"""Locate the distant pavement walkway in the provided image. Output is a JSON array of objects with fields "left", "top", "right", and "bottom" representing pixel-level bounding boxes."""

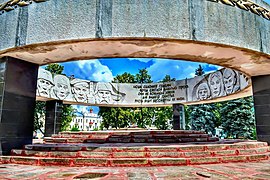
[{"left": 1, "top": 160, "right": 270, "bottom": 179}]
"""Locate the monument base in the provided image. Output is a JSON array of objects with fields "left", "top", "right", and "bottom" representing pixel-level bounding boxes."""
[{"left": 0, "top": 130, "right": 269, "bottom": 167}]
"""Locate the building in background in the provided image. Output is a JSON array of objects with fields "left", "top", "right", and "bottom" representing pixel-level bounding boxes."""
[{"left": 70, "top": 109, "right": 103, "bottom": 131}]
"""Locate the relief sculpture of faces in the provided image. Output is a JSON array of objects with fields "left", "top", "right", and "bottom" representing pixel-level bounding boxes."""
[
  {"left": 196, "top": 82, "right": 210, "bottom": 100},
  {"left": 71, "top": 79, "right": 89, "bottom": 103},
  {"left": 223, "top": 68, "right": 238, "bottom": 94},
  {"left": 95, "top": 83, "right": 113, "bottom": 104},
  {"left": 37, "top": 69, "right": 54, "bottom": 98},
  {"left": 208, "top": 71, "right": 224, "bottom": 98},
  {"left": 95, "top": 83, "right": 126, "bottom": 104},
  {"left": 53, "top": 75, "right": 71, "bottom": 100}
]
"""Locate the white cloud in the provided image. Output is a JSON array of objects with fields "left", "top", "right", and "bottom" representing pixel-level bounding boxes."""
[{"left": 74, "top": 60, "right": 114, "bottom": 82}]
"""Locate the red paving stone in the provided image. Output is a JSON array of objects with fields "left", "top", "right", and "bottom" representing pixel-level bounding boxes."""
[{"left": 1, "top": 161, "right": 270, "bottom": 179}]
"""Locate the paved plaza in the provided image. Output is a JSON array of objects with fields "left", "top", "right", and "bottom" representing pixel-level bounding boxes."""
[{"left": 1, "top": 160, "right": 270, "bottom": 179}]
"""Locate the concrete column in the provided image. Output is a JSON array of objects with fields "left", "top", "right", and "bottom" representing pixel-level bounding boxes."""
[
  {"left": 0, "top": 57, "right": 38, "bottom": 155},
  {"left": 252, "top": 75, "right": 270, "bottom": 144},
  {"left": 173, "top": 104, "right": 185, "bottom": 130},
  {"left": 44, "top": 100, "right": 63, "bottom": 137}
]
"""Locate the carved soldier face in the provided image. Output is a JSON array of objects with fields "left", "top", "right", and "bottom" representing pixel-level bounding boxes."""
[
  {"left": 209, "top": 74, "right": 222, "bottom": 97},
  {"left": 72, "top": 82, "right": 89, "bottom": 103},
  {"left": 97, "top": 90, "right": 112, "bottom": 104},
  {"left": 54, "top": 75, "right": 70, "bottom": 100},
  {"left": 223, "top": 69, "right": 236, "bottom": 94},
  {"left": 196, "top": 83, "right": 210, "bottom": 100},
  {"left": 37, "top": 78, "right": 53, "bottom": 98}
]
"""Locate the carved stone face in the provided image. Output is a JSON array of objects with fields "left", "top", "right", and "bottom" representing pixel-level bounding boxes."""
[
  {"left": 54, "top": 75, "right": 70, "bottom": 100},
  {"left": 209, "top": 74, "right": 222, "bottom": 97},
  {"left": 196, "top": 83, "right": 209, "bottom": 100},
  {"left": 223, "top": 69, "right": 236, "bottom": 94},
  {"left": 37, "top": 78, "right": 53, "bottom": 98},
  {"left": 72, "top": 82, "right": 89, "bottom": 102},
  {"left": 97, "top": 90, "right": 112, "bottom": 104}
]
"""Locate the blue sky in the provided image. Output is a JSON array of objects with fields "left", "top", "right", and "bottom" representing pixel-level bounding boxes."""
[
  {"left": 56, "top": 58, "right": 219, "bottom": 113},
  {"left": 61, "top": 58, "right": 219, "bottom": 83}
]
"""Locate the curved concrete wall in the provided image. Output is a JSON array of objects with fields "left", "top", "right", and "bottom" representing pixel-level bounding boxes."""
[
  {"left": 0, "top": 0, "right": 269, "bottom": 54},
  {"left": 37, "top": 68, "right": 251, "bottom": 106},
  {"left": 0, "top": 0, "right": 269, "bottom": 79}
]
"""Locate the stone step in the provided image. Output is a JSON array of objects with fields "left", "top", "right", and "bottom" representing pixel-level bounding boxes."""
[
  {"left": 10, "top": 146, "right": 270, "bottom": 158},
  {"left": 11, "top": 144, "right": 270, "bottom": 158},
  {"left": 22, "top": 141, "right": 269, "bottom": 152},
  {"left": 58, "top": 130, "right": 207, "bottom": 136},
  {"left": 1, "top": 153, "right": 270, "bottom": 167},
  {"left": 44, "top": 135, "right": 217, "bottom": 144}
]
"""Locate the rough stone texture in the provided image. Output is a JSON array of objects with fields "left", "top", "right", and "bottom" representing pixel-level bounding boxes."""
[
  {"left": 0, "top": 0, "right": 269, "bottom": 54},
  {"left": 2, "top": 161, "right": 270, "bottom": 179},
  {"left": 0, "top": 9, "right": 18, "bottom": 50},
  {"left": 26, "top": 0, "right": 97, "bottom": 44},
  {"left": 150, "top": 158, "right": 187, "bottom": 166}
]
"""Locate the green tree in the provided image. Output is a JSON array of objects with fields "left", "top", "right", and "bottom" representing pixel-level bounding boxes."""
[
  {"left": 34, "top": 101, "right": 46, "bottom": 134},
  {"left": 113, "top": 72, "right": 135, "bottom": 83},
  {"left": 45, "top": 63, "right": 64, "bottom": 75},
  {"left": 153, "top": 107, "right": 172, "bottom": 130},
  {"left": 135, "top": 68, "right": 152, "bottom": 83},
  {"left": 189, "top": 104, "right": 218, "bottom": 135},
  {"left": 99, "top": 107, "right": 133, "bottom": 129},
  {"left": 220, "top": 97, "right": 255, "bottom": 139},
  {"left": 60, "top": 104, "right": 76, "bottom": 131},
  {"left": 99, "top": 73, "right": 136, "bottom": 129},
  {"left": 195, "top": 65, "right": 205, "bottom": 76},
  {"left": 160, "top": 75, "right": 176, "bottom": 82}
]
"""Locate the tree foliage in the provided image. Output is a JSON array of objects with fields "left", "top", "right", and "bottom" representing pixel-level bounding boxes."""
[
  {"left": 100, "top": 70, "right": 176, "bottom": 130},
  {"left": 220, "top": 97, "right": 255, "bottom": 139},
  {"left": 45, "top": 63, "right": 64, "bottom": 75},
  {"left": 195, "top": 65, "right": 205, "bottom": 76},
  {"left": 60, "top": 104, "right": 76, "bottom": 131},
  {"left": 135, "top": 68, "right": 153, "bottom": 83},
  {"left": 34, "top": 101, "right": 46, "bottom": 134},
  {"left": 113, "top": 72, "right": 135, "bottom": 83},
  {"left": 189, "top": 104, "right": 218, "bottom": 135},
  {"left": 153, "top": 107, "right": 172, "bottom": 130},
  {"left": 99, "top": 107, "right": 133, "bottom": 129}
]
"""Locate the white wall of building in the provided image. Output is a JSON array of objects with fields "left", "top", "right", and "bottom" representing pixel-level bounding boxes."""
[{"left": 70, "top": 111, "right": 103, "bottom": 131}]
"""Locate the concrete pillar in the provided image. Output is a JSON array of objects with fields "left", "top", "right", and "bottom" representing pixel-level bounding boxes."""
[
  {"left": 252, "top": 75, "right": 270, "bottom": 144},
  {"left": 0, "top": 57, "right": 38, "bottom": 155},
  {"left": 44, "top": 100, "right": 63, "bottom": 137},
  {"left": 173, "top": 104, "right": 185, "bottom": 130}
]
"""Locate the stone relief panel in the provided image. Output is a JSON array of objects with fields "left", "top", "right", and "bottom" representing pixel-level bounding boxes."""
[
  {"left": 191, "top": 68, "right": 249, "bottom": 102},
  {"left": 36, "top": 68, "right": 250, "bottom": 106},
  {"left": 36, "top": 68, "right": 53, "bottom": 98},
  {"left": 95, "top": 83, "right": 126, "bottom": 104}
]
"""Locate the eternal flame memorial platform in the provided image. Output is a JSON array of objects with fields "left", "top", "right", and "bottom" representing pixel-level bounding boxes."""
[{"left": 0, "top": 0, "right": 270, "bottom": 172}]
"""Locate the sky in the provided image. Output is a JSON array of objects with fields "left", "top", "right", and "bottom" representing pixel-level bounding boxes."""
[
  {"left": 51, "top": 58, "right": 220, "bottom": 114},
  {"left": 60, "top": 58, "right": 219, "bottom": 83}
]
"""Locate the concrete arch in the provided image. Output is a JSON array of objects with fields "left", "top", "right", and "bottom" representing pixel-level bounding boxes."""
[
  {"left": 0, "top": 0, "right": 270, "bottom": 154},
  {"left": 0, "top": 0, "right": 269, "bottom": 76}
]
